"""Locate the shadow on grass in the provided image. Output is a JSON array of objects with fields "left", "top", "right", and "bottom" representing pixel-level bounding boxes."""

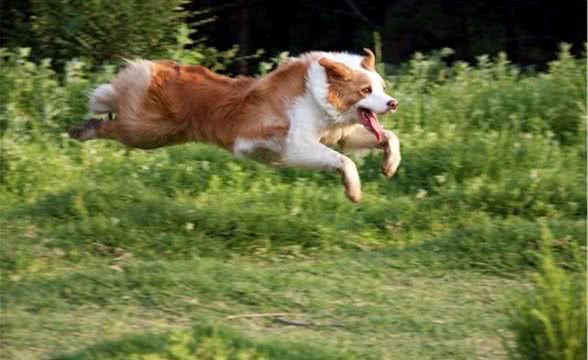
[
  {"left": 52, "top": 323, "right": 348, "bottom": 360},
  {"left": 381, "top": 220, "right": 586, "bottom": 275}
]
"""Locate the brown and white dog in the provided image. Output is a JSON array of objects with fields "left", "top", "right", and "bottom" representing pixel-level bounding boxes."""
[{"left": 69, "top": 49, "right": 400, "bottom": 202}]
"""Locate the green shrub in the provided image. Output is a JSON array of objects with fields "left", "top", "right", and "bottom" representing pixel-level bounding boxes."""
[
  {"left": 387, "top": 44, "right": 587, "bottom": 145},
  {"left": 507, "top": 226, "right": 586, "bottom": 360},
  {"left": 0, "top": 46, "right": 585, "bottom": 266},
  {"left": 30, "top": 0, "right": 189, "bottom": 65}
]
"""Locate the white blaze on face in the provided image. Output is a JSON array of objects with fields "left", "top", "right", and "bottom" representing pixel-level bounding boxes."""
[
  {"left": 353, "top": 70, "right": 397, "bottom": 142},
  {"left": 356, "top": 71, "right": 395, "bottom": 114}
]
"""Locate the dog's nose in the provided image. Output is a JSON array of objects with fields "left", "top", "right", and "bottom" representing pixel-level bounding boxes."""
[{"left": 387, "top": 99, "right": 398, "bottom": 110}]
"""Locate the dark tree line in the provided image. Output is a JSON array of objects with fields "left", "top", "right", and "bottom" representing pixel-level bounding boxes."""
[
  {"left": 1, "top": 0, "right": 586, "bottom": 73},
  {"left": 187, "top": 0, "right": 587, "bottom": 72}
]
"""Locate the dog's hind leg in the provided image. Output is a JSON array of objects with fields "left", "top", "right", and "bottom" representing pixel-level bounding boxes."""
[
  {"left": 68, "top": 118, "right": 104, "bottom": 141},
  {"left": 69, "top": 117, "right": 178, "bottom": 149},
  {"left": 68, "top": 118, "right": 127, "bottom": 143}
]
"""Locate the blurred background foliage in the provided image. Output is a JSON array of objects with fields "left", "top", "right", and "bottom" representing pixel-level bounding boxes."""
[{"left": 3, "top": 0, "right": 189, "bottom": 66}]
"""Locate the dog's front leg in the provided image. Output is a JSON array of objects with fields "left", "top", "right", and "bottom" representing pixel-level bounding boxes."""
[
  {"left": 283, "top": 142, "right": 361, "bottom": 203},
  {"left": 339, "top": 126, "right": 401, "bottom": 178},
  {"left": 380, "top": 130, "right": 401, "bottom": 178}
]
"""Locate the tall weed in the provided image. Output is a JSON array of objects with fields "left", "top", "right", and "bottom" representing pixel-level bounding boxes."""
[{"left": 507, "top": 225, "right": 586, "bottom": 360}]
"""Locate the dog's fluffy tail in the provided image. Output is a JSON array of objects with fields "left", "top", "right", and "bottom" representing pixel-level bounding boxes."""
[
  {"left": 89, "top": 84, "right": 118, "bottom": 114},
  {"left": 89, "top": 60, "right": 153, "bottom": 119}
]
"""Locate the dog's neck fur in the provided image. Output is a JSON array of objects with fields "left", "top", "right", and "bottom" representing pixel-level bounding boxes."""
[
  {"left": 293, "top": 51, "right": 368, "bottom": 136},
  {"left": 306, "top": 60, "right": 341, "bottom": 122}
]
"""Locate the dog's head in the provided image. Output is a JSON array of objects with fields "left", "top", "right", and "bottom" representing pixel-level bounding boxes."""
[{"left": 308, "top": 49, "right": 398, "bottom": 142}]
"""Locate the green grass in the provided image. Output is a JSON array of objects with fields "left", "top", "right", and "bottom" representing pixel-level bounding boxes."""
[
  {"left": 4, "top": 251, "right": 524, "bottom": 359},
  {"left": 1, "top": 46, "right": 586, "bottom": 359}
]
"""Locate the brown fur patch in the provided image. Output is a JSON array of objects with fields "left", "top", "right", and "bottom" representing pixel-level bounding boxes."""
[
  {"left": 319, "top": 58, "right": 371, "bottom": 113},
  {"left": 95, "top": 59, "right": 308, "bottom": 150}
]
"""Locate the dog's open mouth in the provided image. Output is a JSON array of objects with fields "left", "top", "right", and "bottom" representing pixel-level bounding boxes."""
[{"left": 358, "top": 107, "right": 383, "bottom": 142}]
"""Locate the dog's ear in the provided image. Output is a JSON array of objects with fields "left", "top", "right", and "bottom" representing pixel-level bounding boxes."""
[
  {"left": 361, "top": 48, "right": 375, "bottom": 70},
  {"left": 319, "top": 57, "right": 352, "bottom": 81}
]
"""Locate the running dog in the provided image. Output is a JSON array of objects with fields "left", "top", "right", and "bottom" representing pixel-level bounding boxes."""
[{"left": 69, "top": 49, "right": 401, "bottom": 202}]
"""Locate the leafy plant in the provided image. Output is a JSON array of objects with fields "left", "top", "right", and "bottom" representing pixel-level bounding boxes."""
[
  {"left": 507, "top": 225, "right": 586, "bottom": 360},
  {"left": 30, "top": 0, "right": 189, "bottom": 65}
]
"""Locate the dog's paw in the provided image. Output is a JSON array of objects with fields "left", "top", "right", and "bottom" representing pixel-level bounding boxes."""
[
  {"left": 68, "top": 126, "right": 84, "bottom": 140},
  {"left": 381, "top": 155, "right": 401, "bottom": 178},
  {"left": 345, "top": 185, "right": 362, "bottom": 203},
  {"left": 381, "top": 131, "right": 401, "bottom": 178},
  {"left": 340, "top": 156, "right": 362, "bottom": 203}
]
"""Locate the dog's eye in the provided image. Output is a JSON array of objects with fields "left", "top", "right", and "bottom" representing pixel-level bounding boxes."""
[{"left": 361, "top": 86, "right": 372, "bottom": 95}]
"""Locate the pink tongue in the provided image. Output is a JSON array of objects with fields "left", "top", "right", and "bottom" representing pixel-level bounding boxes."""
[{"left": 366, "top": 113, "right": 383, "bottom": 142}]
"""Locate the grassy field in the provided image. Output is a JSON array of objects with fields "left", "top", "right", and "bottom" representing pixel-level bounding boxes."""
[{"left": 1, "top": 46, "right": 586, "bottom": 359}]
